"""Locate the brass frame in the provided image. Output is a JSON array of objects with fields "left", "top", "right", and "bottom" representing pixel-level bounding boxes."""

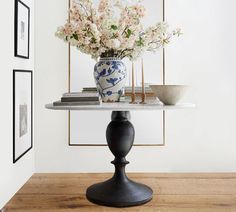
[{"left": 68, "top": 0, "right": 166, "bottom": 147}]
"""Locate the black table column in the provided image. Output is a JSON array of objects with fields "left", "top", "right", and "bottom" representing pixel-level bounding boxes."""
[{"left": 86, "top": 111, "right": 153, "bottom": 207}]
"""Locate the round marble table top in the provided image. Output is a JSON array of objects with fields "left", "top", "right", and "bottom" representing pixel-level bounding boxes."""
[{"left": 45, "top": 101, "right": 195, "bottom": 111}]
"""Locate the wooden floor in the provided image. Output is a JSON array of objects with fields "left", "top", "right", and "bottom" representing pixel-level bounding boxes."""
[{"left": 4, "top": 173, "right": 236, "bottom": 212}]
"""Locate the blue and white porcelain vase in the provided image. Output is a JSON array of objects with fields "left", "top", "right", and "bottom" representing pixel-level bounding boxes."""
[{"left": 94, "top": 57, "right": 127, "bottom": 102}]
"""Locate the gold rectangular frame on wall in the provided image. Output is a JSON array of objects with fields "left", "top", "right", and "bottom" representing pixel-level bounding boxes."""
[{"left": 67, "top": 0, "right": 166, "bottom": 147}]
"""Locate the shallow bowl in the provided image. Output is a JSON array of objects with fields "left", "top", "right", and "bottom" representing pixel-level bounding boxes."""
[{"left": 150, "top": 85, "right": 189, "bottom": 105}]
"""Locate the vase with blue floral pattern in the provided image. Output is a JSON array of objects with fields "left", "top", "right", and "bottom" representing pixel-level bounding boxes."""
[{"left": 94, "top": 57, "right": 127, "bottom": 102}]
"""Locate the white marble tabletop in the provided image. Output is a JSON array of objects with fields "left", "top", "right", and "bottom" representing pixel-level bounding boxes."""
[{"left": 45, "top": 100, "right": 195, "bottom": 111}]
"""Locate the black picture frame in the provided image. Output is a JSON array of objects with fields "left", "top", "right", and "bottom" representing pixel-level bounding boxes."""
[
  {"left": 13, "top": 70, "right": 33, "bottom": 163},
  {"left": 14, "top": 0, "right": 30, "bottom": 59}
]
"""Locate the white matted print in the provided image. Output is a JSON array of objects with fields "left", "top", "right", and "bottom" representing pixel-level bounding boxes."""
[
  {"left": 15, "top": 0, "right": 30, "bottom": 59},
  {"left": 70, "top": 0, "right": 164, "bottom": 145},
  {"left": 13, "top": 70, "right": 33, "bottom": 163}
]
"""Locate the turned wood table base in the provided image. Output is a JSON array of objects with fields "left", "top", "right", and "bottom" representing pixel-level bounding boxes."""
[{"left": 86, "top": 111, "right": 153, "bottom": 207}]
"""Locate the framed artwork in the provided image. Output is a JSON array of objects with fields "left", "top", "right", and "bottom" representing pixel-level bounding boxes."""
[
  {"left": 68, "top": 0, "right": 166, "bottom": 146},
  {"left": 14, "top": 0, "right": 30, "bottom": 59},
  {"left": 13, "top": 70, "right": 33, "bottom": 163}
]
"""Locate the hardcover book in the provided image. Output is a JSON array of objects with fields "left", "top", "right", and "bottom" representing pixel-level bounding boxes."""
[
  {"left": 53, "top": 100, "right": 100, "bottom": 106},
  {"left": 61, "top": 92, "right": 100, "bottom": 102}
]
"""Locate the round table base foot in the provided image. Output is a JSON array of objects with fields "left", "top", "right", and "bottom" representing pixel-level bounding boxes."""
[{"left": 86, "top": 178, "right": 153, "bottom": 207}]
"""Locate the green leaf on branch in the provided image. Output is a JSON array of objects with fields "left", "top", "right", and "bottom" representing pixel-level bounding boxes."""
[
  {"left": 111, "top": 25, "right": 118, "bottom": 30},
  {"left": 73, "top": 33, "right": 78, "bottom": 40},
  {"left": 137, "top": 37, "right": 144, "bottom": 46},
  {"left": 126, "top": 29, "right": 132, "bottom": 38}
]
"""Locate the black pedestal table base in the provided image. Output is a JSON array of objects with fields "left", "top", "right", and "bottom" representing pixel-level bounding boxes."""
[{"left": 86, "top": 111, "right": 153, "bottom": 207}]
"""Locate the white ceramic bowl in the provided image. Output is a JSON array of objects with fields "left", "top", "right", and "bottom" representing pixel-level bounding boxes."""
[{"left": 150, "top": 85, "right": 189, "bottom": 105}]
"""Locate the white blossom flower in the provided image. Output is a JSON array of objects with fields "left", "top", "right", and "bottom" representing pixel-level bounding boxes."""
[
  {"left": 111, "top": 39, "right": 121, "bottom": 49},
  {"left": 55, "top": 0, "right": 181, "bottom": 61}
]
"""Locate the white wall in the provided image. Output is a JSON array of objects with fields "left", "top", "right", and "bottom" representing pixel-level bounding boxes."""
[
  {"left": 0, "top": 0, "right": 34, "bottom": 209},
  {"left": 35, "top": 0, "right": 236, "bottom": 173},
  {"left": 165, "top": 0, "right": 236, "bottom": 171}
]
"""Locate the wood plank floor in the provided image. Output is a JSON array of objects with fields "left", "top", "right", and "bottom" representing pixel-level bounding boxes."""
[{"left": 4, "top": 173, "right": 236, "bottom": 212}]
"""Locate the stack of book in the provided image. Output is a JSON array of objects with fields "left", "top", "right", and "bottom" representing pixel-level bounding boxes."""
[
  {"left": 53, "top": 85, "right": 157, "bottom": 106},
  {"left": 53, "top": 92, "right": 101, "bottom": 106},
  {"left": 125, "top": 86, "right": 155, "bottom": 97}
]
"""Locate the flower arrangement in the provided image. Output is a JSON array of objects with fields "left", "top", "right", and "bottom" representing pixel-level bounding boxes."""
[{"left": 56, "top": 0, "right": 181, "bottom": 61}]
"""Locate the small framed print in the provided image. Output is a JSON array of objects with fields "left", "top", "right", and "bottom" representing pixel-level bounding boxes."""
[
  {"left": 13, "top": 70, "right": 33, "bottom": 163},
  {"left": 14, "top": 0, "right": 30, "bottom": 59}
]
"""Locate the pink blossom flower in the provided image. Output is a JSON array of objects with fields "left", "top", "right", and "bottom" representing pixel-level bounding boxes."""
[{"left": 55, "top": 0, "right": 180, "bottom": 60}]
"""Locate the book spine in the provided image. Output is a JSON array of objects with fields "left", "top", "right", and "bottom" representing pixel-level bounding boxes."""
[
  {"left": 61, "top": 97, "right": 99, "bottom": 102},
  {"left": 53, "top": 101, "right": 100, "bottom": 106}
]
